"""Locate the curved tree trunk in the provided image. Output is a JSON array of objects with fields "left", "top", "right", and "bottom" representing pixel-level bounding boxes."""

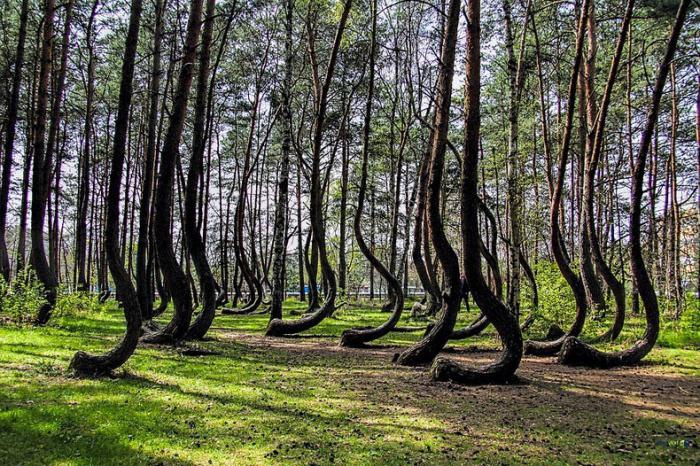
[
  {"left": 524, "top": 0, "right": 591, "bottom": 357},
  {"left": 142, "top": 0, "right": 204, "bottom": 344},
  {"left": 184, "top": 0, "right": 218, "bottom": 340},
  {"left": 231, "top": 68, "right": 268, "bottom": 315},
  {"left": 266, "top": 0, "right": 352, "bottom": 336},
  {"left": 577, "top": 0, "right": 607, "bottom": 316},
  {"left": 136, "top": 0, "right": 164, "bottom": 320},
  {"left": 412, "top": 141, "right": 441, "bottom": 316},
  {"left": 340, "top": 0, "right": 404, "bottom": 347},
  {"left": 560, "top": 0, "right": 688, "bottom": 367},
  {"left": 303, "top": 229, "right": 320, "bottom": 311},
  {"left": 446, "top": 234, "right": 502, "bottom": 340},
  {"left": 394, "top": 0, "right": 462, "bottom": 366},
  {"left": 431, "top": 0, "right": 523, "bottom": 384},
  {"left": 477, "top": 198, "right": 503, "bottom": 299},
  {"left": 580, "top": 0, "right": 634, "bottom": 344},
  {"left": 69, "top": 0, "right": 144, "bottom": 376}
]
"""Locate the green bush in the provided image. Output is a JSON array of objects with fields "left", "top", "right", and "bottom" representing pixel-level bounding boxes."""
[
  {"left": 0, "top": 269, "right": 47, "bottom": 324},
  {"left": 54, "top": 287, "right": 106, "bottom": 318},
  {"left": 525, "top": 261, "right": 576, "bottom": 337},
  {"left": 658, "top": 293, "right": 700, "bottom": 349}
]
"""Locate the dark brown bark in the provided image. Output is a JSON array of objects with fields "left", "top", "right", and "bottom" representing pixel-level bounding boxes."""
[
  {"left": 46, "top": 0, "right": 75, "bottom": 284},
  {"left": 142, "top": 0, "right": 204, "bottom": 344},
  {"left": 31, "top": 0, "right": 58, "bottom": 324},
  {"left": 559, "top": 0, "right": 689, "bottom": 367},
  {"left": 69, "top": 0, "right": 144, "bottom": 376},
  {"left": 232, "top": 61, "right": 268, "bottom": 315},
  {"left": 0, "top": 0, "right": 30, "bottom": 281},
  {"left": 577, "top": 0, "right": 606, "bottom": 315},
  {"left": 412, "top": 138, "right": 441, "bottom": 316},
  {"left": 185, "top": 0, "right": 218, "bottom": 340},
  {"left": 136, "top": 0, "right": 164, "bottom": 319},
  {"left": 394, "top": 0, "right": 461, "bottom": 366},
  {"left": 580, "top": 0, "right": 634, "bottom": 343},
  {"left": 503, "top": 0, "right": 531, "bottom": 317},
  {"left": 524, "top": 0, "right": 591, "bottom": 356},
  {"left": 431, "top": 0, "right": 523, "bottom": 384},
  {"left": 270, "top": 0, "right": 293, "bottom": 320},
  {"left": 296, "top": 163, "right": 305, "bottom": 302},
  {"left": 75, "top": 0, "right": 100, "bottom": 292},
  {"left": 340, "top": 0, "right": 404, "bottom": 347}
]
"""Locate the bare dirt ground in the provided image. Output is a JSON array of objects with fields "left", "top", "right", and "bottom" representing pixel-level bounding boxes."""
[{"left": 218, "top": 330, "right": 700, "bottom": 464}]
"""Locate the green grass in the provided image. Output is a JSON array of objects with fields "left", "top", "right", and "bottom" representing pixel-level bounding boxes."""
[{"left": 0, "top": 301, "right": 698, "bottom": 465}]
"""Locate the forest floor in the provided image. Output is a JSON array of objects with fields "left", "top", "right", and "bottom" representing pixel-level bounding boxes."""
[{"left": 0, "top": 301, "right": 698, "bottom": 465}]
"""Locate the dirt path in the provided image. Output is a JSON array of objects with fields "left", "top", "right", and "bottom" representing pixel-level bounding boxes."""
[{"left": 215, "top": 330, "right": 700, "bottom": 464}]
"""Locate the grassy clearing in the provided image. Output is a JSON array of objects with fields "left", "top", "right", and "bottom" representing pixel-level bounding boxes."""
[{"left": 0, "top": 301, "right": 698, "bottom": 465}]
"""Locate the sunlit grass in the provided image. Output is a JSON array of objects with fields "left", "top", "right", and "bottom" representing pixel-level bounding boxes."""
[{"left": 0, "top": 299, "right": 698, "bottom": 465}]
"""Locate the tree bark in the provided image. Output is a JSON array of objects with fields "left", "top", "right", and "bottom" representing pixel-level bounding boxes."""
[
  {"left": 136, "top": 0, "right": 164, "bottom": 319},
  {"left": 431, "top": 0, "right": 523, "bottom": 384},
  {"left": 75, "top": 1, "right": 100, "bottom": 292},
  {"left": 31, "top": 0, "right": 58, "bottom": 324},
  {"left": 142, "top": 0, "right": 204, "bottom": 344},
  {"left": 70, "top": 0, "right": 145, "bottom": 376},
  {"left": 340, "top": 0, "right": 404, "bottom": 347},
  {"left": 184, "top": 0, "right": 218, "bottom": 340},
  {"left": 394, "top": 0, "right": 461, "bottom": 366},
  {"left": 270, "top": 0, "right": 294, "bottom": 320},
  {"left": 266, "top": 0, "right": 352, "bottom": 336},
  {"left": 560, "top": 0, "right": 689, "bottom": 367},
  {"left": 0, "top": 0, "right": 30, "bottom": 281},
  {"left": 581, "top": 0, "right": 634, "bottom": 343},
  {"left": 523, "top": 0, "right": 591, "bottom": 356}
]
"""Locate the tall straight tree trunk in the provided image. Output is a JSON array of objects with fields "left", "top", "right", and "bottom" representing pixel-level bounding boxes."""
[
  {"left": 383, "top": 44, "right": 402, "bottom": 312},
  {"left": 270, "top": 0, "right": 294, "bottom": 320},
  {"left": 31, "top": 0, "right": 58, "bottom": 324},
  {"left": 296, "top": 164, "right": 305, "bottom": 301},
  {"left": 337, "top": 111, "right": 349, "bottom": 296},
  {"left": 0, "top": 0, "right": 30, "bottom": 281},
  {"left": 560, "top": 0, "right": 689, "bottom": 367},
  {"left": 75, "top": 0, "right": 100, "bottom": 292},
  {"left": 502, "top": 0, "right": 531, "bottom": 318},
  {"left": 143, "top": 0, "right": 205, "bottom": 344},
  {"left": 70, "top": 0, "right": 145, "bottom": 376},
  {"left": 45, "top": 0, "right": 74, "bottom": 285},
  {"left": 667, "top": 64, "right": 682, "bottom": 318}
]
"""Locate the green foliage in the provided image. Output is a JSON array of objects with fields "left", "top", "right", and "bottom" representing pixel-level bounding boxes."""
[
  {"left": 0, "top": 269, "right": 47, "bottom": 324},
  {"left": 53, "top": 288, "right": 107, "bottom": 319},
  {"left": 526, "top": 261, "right": 576, "bottom": 337},
  {"left": 659, "top": 293, "right": 700, "bottom": 349}
]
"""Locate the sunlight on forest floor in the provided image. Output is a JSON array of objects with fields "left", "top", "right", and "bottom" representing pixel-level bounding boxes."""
[{"left": 0, "top": 302, "right": 698, "bottom": 465}]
